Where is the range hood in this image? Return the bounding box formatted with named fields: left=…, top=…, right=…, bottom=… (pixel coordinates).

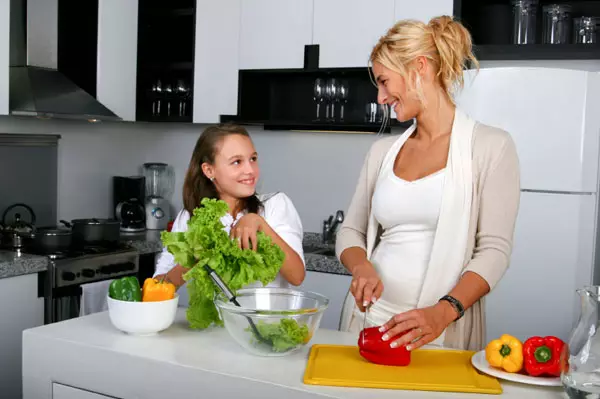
left=9, top=0, right=121, bottom=122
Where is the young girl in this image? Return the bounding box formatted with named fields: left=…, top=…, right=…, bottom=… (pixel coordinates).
left=154, top=124, right=306, bottom=304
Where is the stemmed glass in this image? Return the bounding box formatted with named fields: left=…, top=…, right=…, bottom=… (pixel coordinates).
left=176, top=79, right=190, bottom=117
left=325, top=78, right=338, bottom=122
left=313, top=78, right=325, bottom=121
left=338, top=81, right=349, bottom=121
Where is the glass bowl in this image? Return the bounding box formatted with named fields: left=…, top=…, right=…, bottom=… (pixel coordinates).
left=214, top=288, right=329, bottom=357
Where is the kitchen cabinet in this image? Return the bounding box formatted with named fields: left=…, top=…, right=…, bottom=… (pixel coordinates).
left=313, top=0, right=395, bottom=68
left=0, top=0, right=9, bottom=115
left=193, top=0, right=241, bottom=124
left=53, top=383, right=119, bottom=399
left=301, top=270, right=352, bottom=331
left=0, top=273, right=44, bottom=399
left=239, top=0, right=313, bottom=70
left=394, top=0, right=453, bottom=23
left=135, top=0, right=196, bottom=122
left=96, top=0, right=138, bottom=122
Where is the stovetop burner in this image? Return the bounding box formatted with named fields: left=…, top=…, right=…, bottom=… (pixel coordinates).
left=23, top=242, right=135, bottom=259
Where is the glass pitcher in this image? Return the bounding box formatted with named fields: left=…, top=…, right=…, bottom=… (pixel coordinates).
left=561, top=286, right=600, bottom=398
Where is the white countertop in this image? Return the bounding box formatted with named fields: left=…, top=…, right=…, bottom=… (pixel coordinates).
left=23, top=309, right=566, bottom=399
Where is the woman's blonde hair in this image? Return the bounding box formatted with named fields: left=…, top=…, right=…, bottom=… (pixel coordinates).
left=370, top=15, right=478, bottom=103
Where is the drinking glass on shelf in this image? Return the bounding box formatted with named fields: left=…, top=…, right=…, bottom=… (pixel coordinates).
left=338, top=81, right=349, bottom=121
left=152, top=79, right=162, bottom=116
left=175, top=79, right=190, bottom=117
left=164, top=83, right=173, bottom=117
left=325, top=78, right=338, bottom=122
left=313, top=78, right=325, bottom=121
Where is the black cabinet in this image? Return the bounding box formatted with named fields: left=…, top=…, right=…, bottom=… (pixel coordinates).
left=455, top=0, right=600, bottom=60
left=135, top=0, right=196, bottom=122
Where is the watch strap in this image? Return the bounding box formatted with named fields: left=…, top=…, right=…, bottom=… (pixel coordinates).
left=439, top=295, right=465, bottom=321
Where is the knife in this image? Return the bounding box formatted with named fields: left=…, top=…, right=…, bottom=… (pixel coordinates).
left=362, top=301, right=372, bottom=347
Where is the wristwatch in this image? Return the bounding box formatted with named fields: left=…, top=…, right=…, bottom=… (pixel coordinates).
left=439, top=295, right=465, bottom=321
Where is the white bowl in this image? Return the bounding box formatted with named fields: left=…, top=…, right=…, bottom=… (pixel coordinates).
left=107, top=294, right=179, bottom=335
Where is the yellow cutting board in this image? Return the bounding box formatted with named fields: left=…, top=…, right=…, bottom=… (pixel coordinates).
left=303, top=345, right=502, bottom=395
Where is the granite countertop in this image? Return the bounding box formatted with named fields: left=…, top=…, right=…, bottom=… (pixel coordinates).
left=0, top=231, right=348, bottom=280
left=0, top=250, right=48, bottom=279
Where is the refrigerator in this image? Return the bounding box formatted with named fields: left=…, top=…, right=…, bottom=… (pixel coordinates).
left=454, top=67, right=600, bottom=343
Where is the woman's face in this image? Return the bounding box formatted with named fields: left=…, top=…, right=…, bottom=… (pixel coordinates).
left=372, top=61, right=422, bottom=122
left=203, top=134, right=260, bottom=200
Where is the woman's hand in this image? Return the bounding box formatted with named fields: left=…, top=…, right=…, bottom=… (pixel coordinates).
left=350, top=261, right=383, bottom=312
left=230, top=213, right=265, bottom=251
left=378, top=301, right=458, bottom=351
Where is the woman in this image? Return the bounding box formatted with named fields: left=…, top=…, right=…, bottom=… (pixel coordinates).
left=154, top=123, right=306, bottom=302
left=336, top=15, right=520, bottom=351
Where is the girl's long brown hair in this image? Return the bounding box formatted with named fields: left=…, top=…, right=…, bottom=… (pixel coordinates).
left=183, top=123, right=262, bottom=215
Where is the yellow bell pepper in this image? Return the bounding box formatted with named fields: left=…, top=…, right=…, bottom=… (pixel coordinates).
left=142, top=278, right=176, bottom=302
left=485, top=334, right=524, bottom=373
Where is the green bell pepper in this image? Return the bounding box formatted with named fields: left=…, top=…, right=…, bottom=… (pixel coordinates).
left=108, top=276, right=142, bottom=302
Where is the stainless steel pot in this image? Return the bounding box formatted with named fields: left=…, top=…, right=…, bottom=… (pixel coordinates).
left=60, top=218, right=121, bottom=246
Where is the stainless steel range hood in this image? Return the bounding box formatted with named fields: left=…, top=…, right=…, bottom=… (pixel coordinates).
left=9, top=0, right=121, bottom=122
left=10, top=66, right=121, bottom=121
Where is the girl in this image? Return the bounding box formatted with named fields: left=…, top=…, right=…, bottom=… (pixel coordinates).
left=154, top=124, right=306, bottom=302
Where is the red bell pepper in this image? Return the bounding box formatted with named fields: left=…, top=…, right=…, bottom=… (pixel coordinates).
left=522, top=336, right=565, bottom=377
left=357, top=326, right=411, bottom=366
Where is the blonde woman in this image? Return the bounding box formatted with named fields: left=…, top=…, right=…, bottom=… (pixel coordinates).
left=336, top=16, right=520, bottom=351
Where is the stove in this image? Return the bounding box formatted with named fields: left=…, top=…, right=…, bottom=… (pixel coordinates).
left=23, top=243, right=140, bottom=324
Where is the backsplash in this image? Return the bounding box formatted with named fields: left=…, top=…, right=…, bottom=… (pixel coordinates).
left=0, top=135, right=58, bottom=227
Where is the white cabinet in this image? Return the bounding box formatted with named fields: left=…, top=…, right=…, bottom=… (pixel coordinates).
left=96, top=0, right=138, bottom=122
left=53, top=383, right=119, bottom=399
left=394, top=0, right=454, bottom=23
left=485, top=192, right=596, bottom=344
left=239, top=0, right=313, bottom=70
left=313, top=0, right=395, bottom=68
left=0, top=273, right=44, bottom=399
left=193, top=0, right=241, bottom=123
left=301, top=270, right=352, bottom=330
left=0, top=0, right=9, bottom=115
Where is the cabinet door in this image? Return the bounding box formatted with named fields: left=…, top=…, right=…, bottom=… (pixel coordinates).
left=53, top=383, right=120, bottom=399
left=0, top=0, right=9, bottom=115
left=97, top=0, right=138, bottom=121
left=239, top=0, right=313, bottom=70
left=0, top=274, right=44, bottom=399
left=484, top=192, right=596, bottom=344
left=193, top=0, right=241, bottom=123
left=394, top=0, right=454, bottom=23
left=301, top=270, right=352, bottom=330
left=313, top=0, right=395, bottom=68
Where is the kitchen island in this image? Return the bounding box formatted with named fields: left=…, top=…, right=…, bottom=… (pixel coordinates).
left=23, top=309, right=565, bottom=399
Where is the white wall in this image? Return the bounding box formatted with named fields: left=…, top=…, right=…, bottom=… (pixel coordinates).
left=0, top=116, right=382, bottom=232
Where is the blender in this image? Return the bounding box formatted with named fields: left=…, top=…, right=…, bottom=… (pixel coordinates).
left=142, top=163, right=175, bottom=230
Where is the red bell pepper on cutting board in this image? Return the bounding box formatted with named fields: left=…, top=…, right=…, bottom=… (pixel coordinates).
left=358, top=327, right=411, bottom=366
left=522, top=336, right=565, bottom=377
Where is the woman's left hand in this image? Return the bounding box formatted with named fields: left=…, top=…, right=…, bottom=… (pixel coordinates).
left=379, top=302, right=457, bottom=351
left=230, top=213, right=265, bottom=251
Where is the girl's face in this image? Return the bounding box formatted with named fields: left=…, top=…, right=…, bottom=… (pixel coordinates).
left=202, top=134, right=260, bottom=200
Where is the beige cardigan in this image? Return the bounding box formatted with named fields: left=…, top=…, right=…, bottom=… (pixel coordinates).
left=335, top=121, right=521, bottom=351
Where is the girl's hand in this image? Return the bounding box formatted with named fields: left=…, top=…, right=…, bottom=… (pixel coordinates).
left=230, top=213, right=265, bottom=251
left=155, top=264, right=186, bottom=289
left=350, top=261, right=383, bottom=312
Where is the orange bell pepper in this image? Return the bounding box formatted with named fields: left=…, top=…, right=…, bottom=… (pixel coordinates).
left=142, top=277, right=176, bottom=302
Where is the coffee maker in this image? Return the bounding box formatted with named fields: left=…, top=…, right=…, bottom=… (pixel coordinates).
left=113, top=176, right=146, bottom=232
left=142, top=163, right=175, bottom=230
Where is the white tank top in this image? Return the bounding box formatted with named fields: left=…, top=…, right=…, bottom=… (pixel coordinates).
left=364, top=162, right=446, bottom=344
